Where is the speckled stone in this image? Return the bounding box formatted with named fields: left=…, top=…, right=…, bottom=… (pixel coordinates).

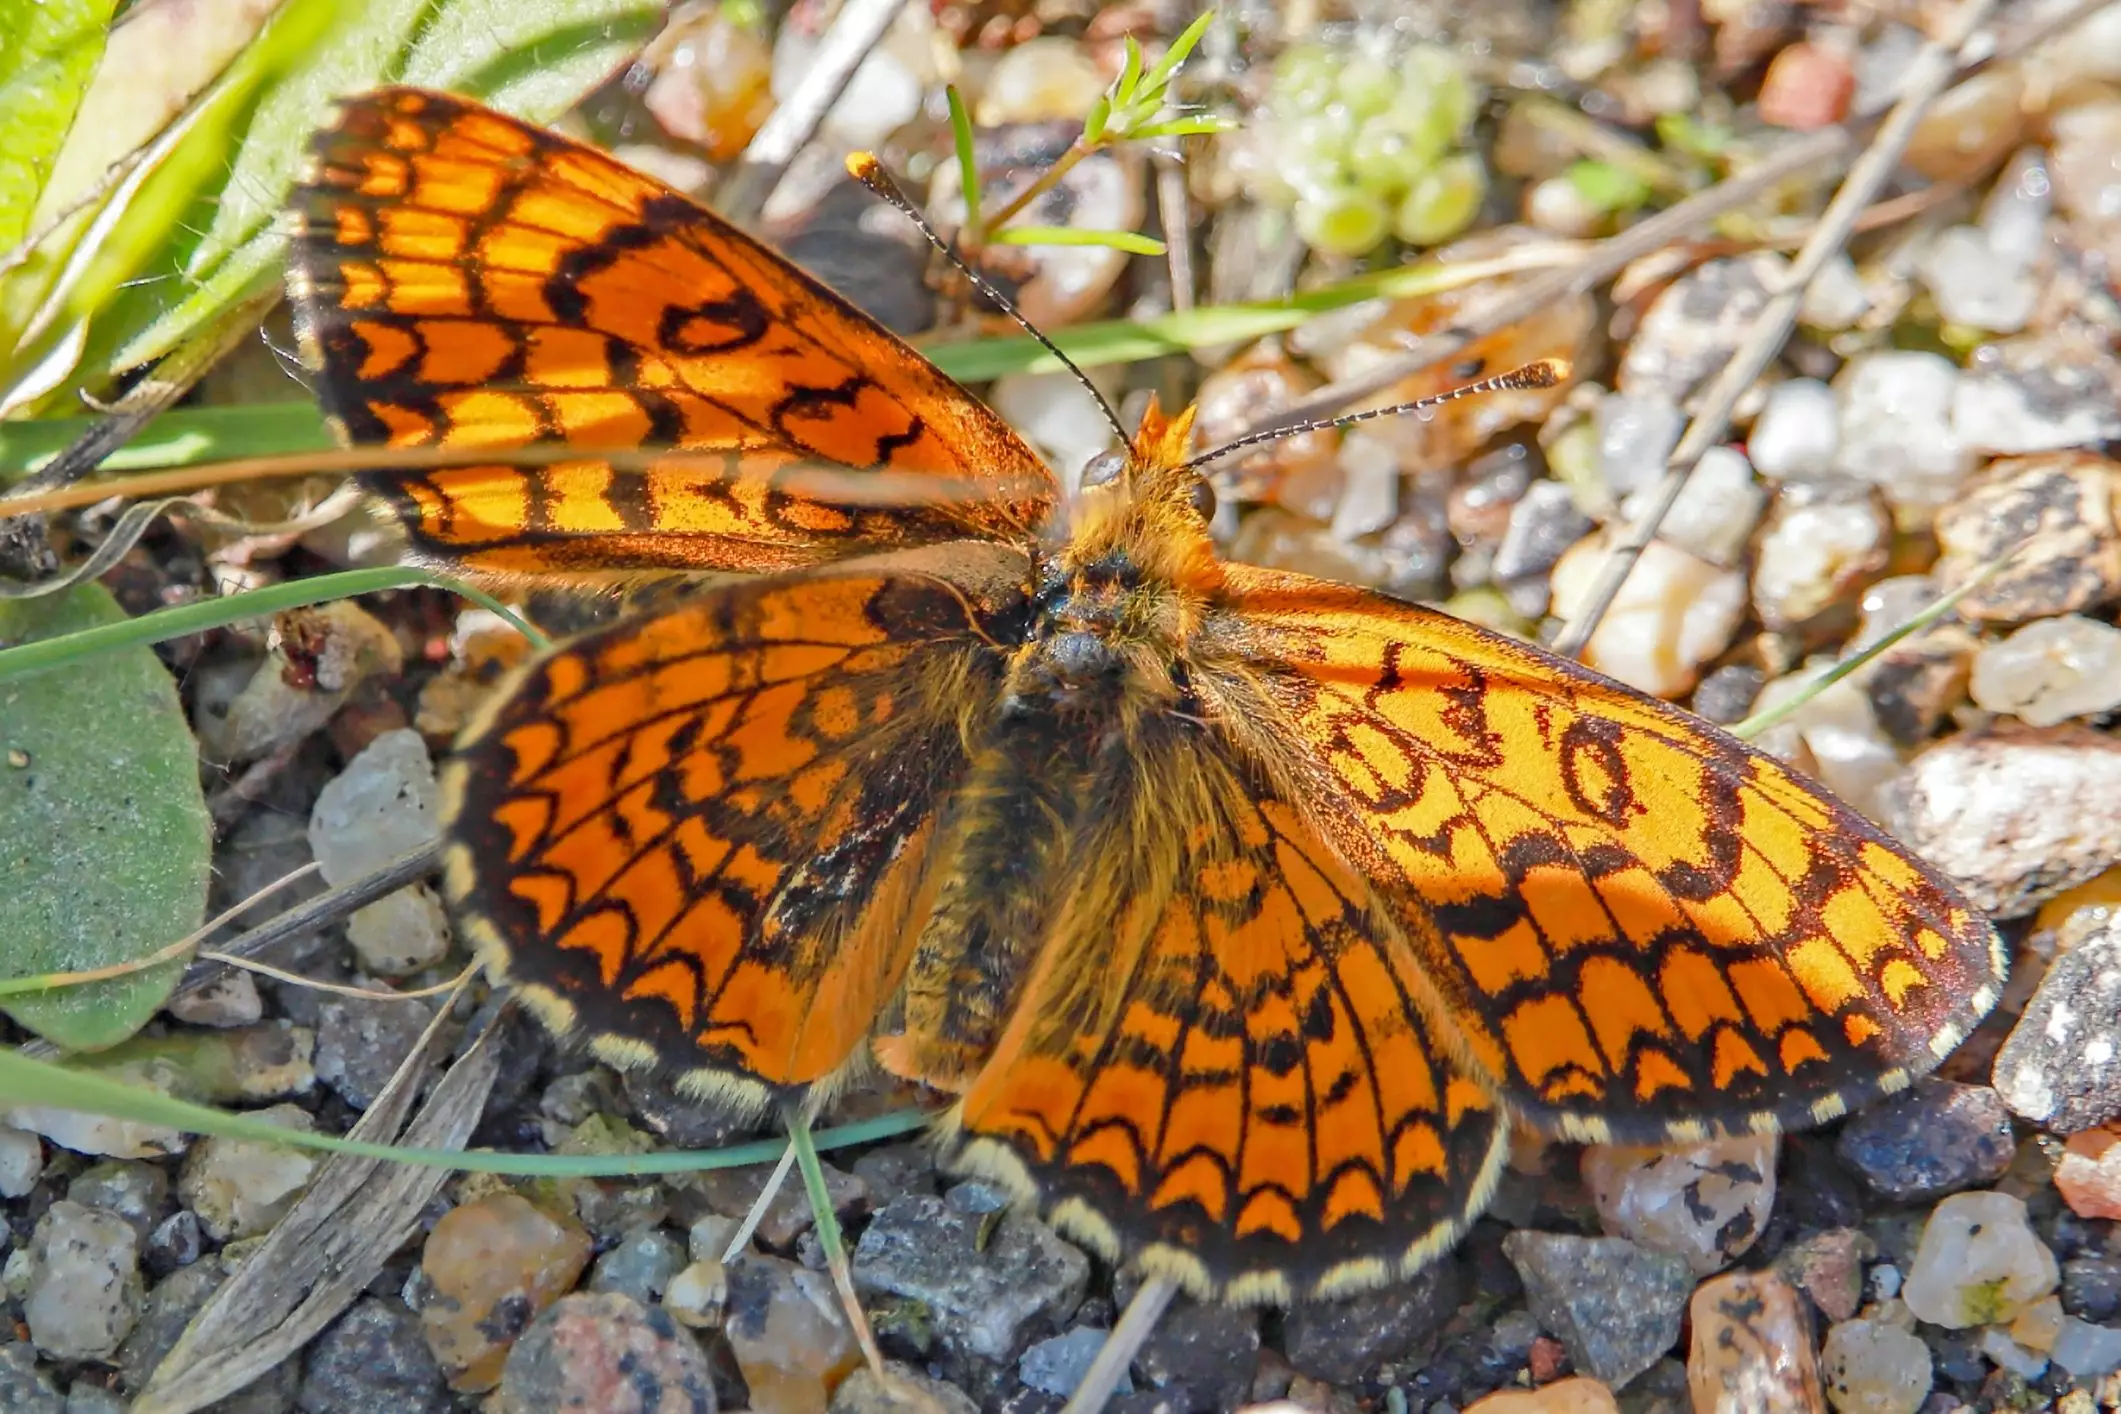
left=1993, top=931, right=2121, bottom=1133
left=495, top=1292, right=715, bottom=1414
left=298, top=1298, right=449, bottom=1414
left=1503, top=1232, right=1691, bottom=1389
left=1834, top=1081, right=2016, bottom=1202
left=1280, top=1258, right=1461, bottom=1384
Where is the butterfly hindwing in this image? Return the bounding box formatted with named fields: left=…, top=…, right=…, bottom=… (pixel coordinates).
left=443, top=541, right=1029, bottom=1111
left=1209, top=566, right=2007, bottom=1144
left=288, top=88, right=1057, bottom=578
left=946, top=713, right=1507, bottom=1304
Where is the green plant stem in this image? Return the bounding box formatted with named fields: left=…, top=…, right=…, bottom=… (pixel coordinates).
left=790, top=1109, right=885, bottom=1374
left=0, top=1042, right=932, bottom=1177
left=0, top=565, right=549, bottom=683
left=981, top=138, right=1093, bottom=241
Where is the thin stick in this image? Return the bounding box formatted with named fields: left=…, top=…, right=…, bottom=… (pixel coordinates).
left=1550, top=0, right=2002, bottom=661
left=1060, top=1274, right=1179, bottom=1414
left=787, top=1109, right=885, bottom=1376
left=720, top=1142, right=799, bottom=1261
left=714, top=0, right=911, bottom=224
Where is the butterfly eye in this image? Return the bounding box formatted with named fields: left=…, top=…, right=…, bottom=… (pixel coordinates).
left=1080, top=449, right=1126, bottom=489
left=1189, top=476, right=1218, bottom=521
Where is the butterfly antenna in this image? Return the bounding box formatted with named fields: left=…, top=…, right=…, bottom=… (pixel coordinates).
left=846, top=152, right=1131, bottom=448
left=1175, top=358, right=1574, bottom=476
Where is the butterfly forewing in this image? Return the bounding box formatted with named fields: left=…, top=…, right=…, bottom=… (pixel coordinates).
left=288, top=88, right=1057, bottom=577
left=442, top=542, right=1028, bottom=1110
left=1209, top=566, right=2006, bottom=1144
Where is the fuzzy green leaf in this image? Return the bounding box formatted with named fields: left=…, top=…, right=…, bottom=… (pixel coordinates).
left=0, top=584, right=206, bottom=1050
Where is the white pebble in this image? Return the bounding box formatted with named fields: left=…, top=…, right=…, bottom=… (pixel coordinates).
left=1977, top=1325, right=2049, bottom=1380
left=309, top=729, right=438, bottom=886
left=663, top=1259, right=728, bottom=1329
left=1970, top=615, right=2121, bottom=726
left=1596, top=391, right=1684, bottom=498
left=1747, top=664, right=1902, bottom=824
left=1799, top=252, right=1872, bottom=330
left=0, top=1127, right=41, bottom=1199
left=1902, top=1191, right=2059, bottom=1329
left=1980, top=147, right=2053, bottom=268
left=1748, top=378, right=1841, bottom=481
left=25, top=1201, right=140, bottom=1362
left=2051, top=1315, right=2121, bottom=1377
left=1623, top=445, right=1765, bottom=566
left=1751, top=491, right=1889, bottom=629
left=1549, top=535, right=1746, bottom=697
left=1821, top=1318, right=1931, bottom=1414
left=1833, top=352, right=1976, bottom=515
left=1920, top=226, right=2036, bottom=333
left=178, top=1104, right=320, bottom=1242
left=1330, top=431, right=1400, bottom=540
left=1582, top=1134, right=1778, bottom=1275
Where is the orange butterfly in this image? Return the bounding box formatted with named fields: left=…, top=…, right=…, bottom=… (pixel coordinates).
left=288, top=88, right=2005, bottom=1304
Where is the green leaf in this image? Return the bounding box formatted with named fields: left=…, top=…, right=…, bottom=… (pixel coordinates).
left=946, top=85, right=982, bottom=236
left=991, top=225, right=1166, bottom=256
left=1111, top=34, right=1145, bottom=114
left=1080, top=94, right=1112, bottom=147
left=0, top=583, right=207, bottom=1050
left=0, top=0, right=117, bottom=251
left=1129, top=114, right=1235, bottom=140
left=1141, top=10, right=1215, bottom=99
left=1565, top=158, right=1653, bottom=214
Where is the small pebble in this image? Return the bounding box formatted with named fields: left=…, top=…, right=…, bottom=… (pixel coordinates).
left=1019, top=1327, right=1125, bottom=1398
left=1901, top=1191, right=2059, bottom=1328
left=1819, top=1318, right=1931, bottom=1414
left=724, top=1254, right=861, bottom=1414
left=1331, top=432, right=1400, bottom=541
left=1776, top=1228, right=1873, bottom=1323
left=1502, top=1232, right=1692, bottom=1388
left=1280, top=1265, right=1461, bottom=1382
left=1953, top=348, right=2121, bottom=457
left=590, top=1227, right=686, bottom=1305
left=1126, top=1291, right=1260, bottom=1409
left=1977, top=1324, right=2049, bottom=1380
left=1750, top=485, right=1890, bottom=630
left=1919, top=225, right=2036, bottom=333
left=1833, top=1080, right=2016, bottom=1203
left=1459, top=1376, right=1619, bottom=1412
left=1931, top=453, right=2121, bottom=625
left=166, top=971, right=263, bottom=1028
left=0, top=1344, right=62, bottom=1414
left=1548, top=534, right=1746, bottom=697
left=143, top=1211, right=201, bottom=1276
left=664, top=1259, right=728, bottom=1329
left=973, top=37, right=1104, bottom=126
left=2051, top=1315, right=2121, bottom=1378
left=495, top=1291, right=716, bottom=1414
left=416, top=1192, right=592, bottom=1392
left=1746, top=665, right=1902, bottom=823
left=1831, top=352, right=1976, bottom=516
left=177, top=1103, right=319, bottom=1241
left=1595, top=391, right=1684, bottom=499
left=684, top=1160, right=865, bottom=1251
left=1625, top=445, right=1765, bottom=567
left=1759, top=40, right=1855, bottom=130
left=2063, top=1253, right=2121, bottom=1322
left=992, top=371, right=1125, bottom=498
left=0, top=1127, right=43, bottom=1199
left=300, top=1298, right=450, bottom=1414
left=1748, top=378, right=1841, bottom=480
left=309, top=729, right=447, bottom=972
left=1883, top=724, right=2121, bottom=918
left=1969, top=615, right=2121, bottom=727
left=314, top=991, right=438, bottom=1110
left=1688, top=1269, right=1825, bottom=1412
left=2055, top=1123, right=2121, bottom=1220
left=829, top=1363, right=978, bottom=1414
left=1581, top=1134, right=1777, bottom=1276
left=198, top=601, right=401, bottom=764
left=1799, top=253, right=1870, bottom=331
left=851, top=1193, right=1089, bottom=1370
left=25, top=1202, right=142, bottom=1362
left=66, top=1161, right=167, bottom=1244
left=1617, top=254, right=1786, bottom=408
left=1993, top=930, right=2121, bottom=1133
left=2011, top=1293, right=2066, bottom=1351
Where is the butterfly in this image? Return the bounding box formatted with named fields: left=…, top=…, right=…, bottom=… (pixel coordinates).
left=287, top=87, right=2006, bottom=1305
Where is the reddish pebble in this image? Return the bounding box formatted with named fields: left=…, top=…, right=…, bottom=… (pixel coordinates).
left=1529, top=1334, right=1572, bottom=1383
left=419, top=1192, right=593, bottom=1392
left=2056, top=1124, right=2121, bottom=1219
left=1759, top=43, right=1855, bottom=130
left=496, top=1291, right=716, bottom=1413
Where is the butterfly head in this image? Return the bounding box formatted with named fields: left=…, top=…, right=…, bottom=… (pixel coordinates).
left=1009, top=397, right=1222, bottom=714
